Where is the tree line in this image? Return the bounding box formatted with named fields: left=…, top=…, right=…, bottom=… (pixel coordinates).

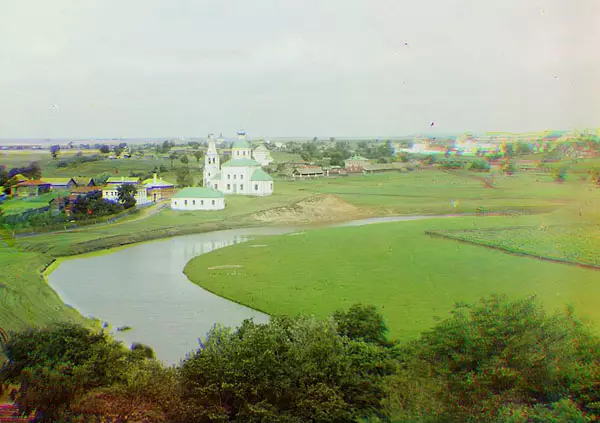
left=1, top=295, right=599, bottom=422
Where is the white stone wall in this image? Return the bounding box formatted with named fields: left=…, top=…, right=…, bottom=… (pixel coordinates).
left=220, top=166, right=256, bottom=195
left=171, top=197, right=225, bottom=211
left=251, top=180, right=274, bottom=196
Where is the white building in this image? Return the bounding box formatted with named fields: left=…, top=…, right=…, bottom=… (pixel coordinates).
left=102, top=177, right=150, bottom=206
left=171, top=187, right=225, bottom=211
left=252, top=144, right=273, bottom=166
left=203, top=132, right=274, bottom=196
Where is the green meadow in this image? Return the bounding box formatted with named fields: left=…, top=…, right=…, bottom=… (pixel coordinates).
left=184, top=215, right=600, bottom=341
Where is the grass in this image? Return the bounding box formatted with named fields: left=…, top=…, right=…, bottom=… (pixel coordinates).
left=183, top=215, right=600, bottom=341
left=0, top=246, right=86, bottom=332
left=1, top=191, right=69, bottom=215
left=2, top=166, right=598, bottom=336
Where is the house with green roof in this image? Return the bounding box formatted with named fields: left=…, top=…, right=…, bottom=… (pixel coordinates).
left=171, top=187, right=225, bottom=211
left=42, top=177, right=77, bottom=190
left=143, top=173, right=175, bottom=202
left=203, top=132, right=274, bottom=196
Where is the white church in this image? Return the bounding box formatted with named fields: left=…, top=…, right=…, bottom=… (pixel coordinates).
left=203, top=132, right=274, bottom=196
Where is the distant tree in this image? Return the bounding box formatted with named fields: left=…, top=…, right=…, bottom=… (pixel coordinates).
left=98, top=145, right=110, bottom=154
left=193, top=150, right=202, bottom=163
left=552, top=167, right=567, bottom=182
left=468, top=160, right=491, bottom=172
left=116, top=184, right=137, bottom=209
left=159, top=165, right=168, bottom=174
left=175, top=166, right=191, bottom=187
left=516, top=141, right=533, bottom=156
left=188, top=141, right=200, bottom=149
left=113, top=146, right=123, bottom=157
left=118, top=142, right=127, bottom=149
left=502, top=160, right=517, bottom=175
left=0, top=165, right=8, bottom=188
left=169, top=152, right=178, bottom=169
left=180, top=155, right=189, bottom=166
left=49, top=145, right=60, bottom=159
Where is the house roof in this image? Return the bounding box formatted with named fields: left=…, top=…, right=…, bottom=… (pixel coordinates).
left=346, top=155, right=370, bottom=161
left=16, top=180, right=51, bottom=186
left=106, top=177, right=140, bottom=184
left=71, top=186, right=101, bottom=194
left=41, top=177, right=75, bottom=185
left=250, top=169, right=273, bottom=181
left=73, top=177, right=95, bottom=186
left=293, top=167, right=324, bottom=175
left=232, top=139, right=251, bottom=149
left=172, top=187, right=224, bottom=199
left=221, top=158, right=261, bottom=167
left=363, top=163, right=405, bottom=171
left=142, top=177, right=175, bottom=188
left=10, top=173, right=28, bottom=181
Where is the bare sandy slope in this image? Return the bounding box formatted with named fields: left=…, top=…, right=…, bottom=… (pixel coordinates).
left=249, top=194, right=371, bottom=224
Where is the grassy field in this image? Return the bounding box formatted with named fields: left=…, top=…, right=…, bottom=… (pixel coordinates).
left=2, top=166, right=598, bottom=334
left=184, top=215, right=600, bottom=341
left=1, top=191, right=69, bottom=215
left=0, top=244, right=86, bottom=332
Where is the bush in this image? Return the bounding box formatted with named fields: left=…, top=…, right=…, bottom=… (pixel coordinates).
left=468, top=160, right=491, bottom=172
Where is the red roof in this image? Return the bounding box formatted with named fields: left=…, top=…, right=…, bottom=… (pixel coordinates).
left=15, top=180, right=50, bottom=186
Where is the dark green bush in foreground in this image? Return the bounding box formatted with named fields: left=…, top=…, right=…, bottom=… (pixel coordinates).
left=1, top=296, right=599, bottom=422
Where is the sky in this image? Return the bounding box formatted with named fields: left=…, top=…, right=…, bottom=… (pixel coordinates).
left=1, top=0, right=599, bottom=139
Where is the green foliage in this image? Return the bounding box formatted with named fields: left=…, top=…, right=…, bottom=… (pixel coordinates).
left=502, top=160, right=517, bottom=175
left=193, top=150, right=203, bottom=163
left=176, top=166, right=192, bottom=187
left=180, top=154, right=189, bottom=165
left=178, top=315, right=393, bottom=423
left=497, top=399, right=592, bottom=423
left=468, top=159, right=491, bottom=172
left=70, top=192, right=124, bottom=219
left=332, top=304, right=392, bottom=347
left=394, top=295, right=600, bottom=422
left=98, top=145, right=110, bottom=154
left=0, top=323, right=143, bottom=422
left=49, top=145, right=60, bottom=159
left=552, top=167, right=567, bottom=182
left=117, top=183, right=137, bottom=209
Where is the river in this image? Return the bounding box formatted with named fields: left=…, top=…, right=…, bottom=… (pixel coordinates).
left=46, top=215, right=452, bottom=365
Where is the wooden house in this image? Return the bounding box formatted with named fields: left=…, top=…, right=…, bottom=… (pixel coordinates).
left=14, top=180, right=51, bottom=197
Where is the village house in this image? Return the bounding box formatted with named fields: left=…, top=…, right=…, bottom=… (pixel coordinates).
left=14, top=180, right=51, bottom=197
left=171, top=187, right=225, bottom=211
left=143, top=174, right=175, bottom=202
left=102, top=177, right=150, bottom=206
left=292, top=166, right=325, bottom=178
left=42, top=177, right=77, bottom=191
left=362, top=163, right=407, bottom=174
left=204, top=132, right=274, bottom=196
left=72, top=177, right=96, bottom=187
left=344, top=155, right=370, bottom=172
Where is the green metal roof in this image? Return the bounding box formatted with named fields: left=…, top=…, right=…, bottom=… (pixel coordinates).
left=221, top=158, right=261, bottom=167
left=143, top=177, right=174, bottom=187
left=172, top=187, right=224, bottom=199
left=106, top=177, right=140, bottom=184
left=232, top=139, right=250, bottom=149
left=250, top=169, right=273, bottom=181
left=41, top=177, right=75, bottom=185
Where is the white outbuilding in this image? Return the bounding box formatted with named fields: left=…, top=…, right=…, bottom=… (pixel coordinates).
left=170, top=187, right=225, bottom=211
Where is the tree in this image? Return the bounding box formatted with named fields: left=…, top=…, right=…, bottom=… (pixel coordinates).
left=393, top=295, right=600, bottom=422
left=113, top=146, right=124, bottom=157
left=169, top=152, right=178, bottom=169
left=117, top=184, right=137, bottom=209
left=516, top=142, right=532, bottom=156
left=0, top=323, right=146, bottom=423
left=98, top=145, right=110, bottom=154
left=502, top=160, right=517, bottom=175
left=49, top=145, right=60, bottom=159
left=552, top=167, right=567, bottom=182
left=332, top=304, right=393, bottom=347
left=177, top=314, right=394, bottom=423
left=180, top=155, right=189, bottom=166
left=176, top=166, right=191, bottom=187
left=193, top=150, right=202, bottom=163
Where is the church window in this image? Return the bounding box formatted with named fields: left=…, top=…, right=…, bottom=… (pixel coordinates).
left=212, top=200, right=215, bottom=205
left=270, top=183, right=273, bottom=190
left=254, top=184, right=259, bottom=191
left=192, top=200, right=196, bottom=205
left=234, top=174, right=236, bottom=180
left=227, top=174, right=230, bottom=179
left=174, top=201, right=177, bottom=205
left=201, top=200, right=204, bottom=205
left=236, top=151, right=240, bottom=156
left=184, top=200, right=188, bottom=205
left=213, top=184, right=217, bottom=189
left=227, top=184, right=231, bottom=190
left=240, top=174, right=243, bottom=179
left=240, top=184, right=244, bottom=190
